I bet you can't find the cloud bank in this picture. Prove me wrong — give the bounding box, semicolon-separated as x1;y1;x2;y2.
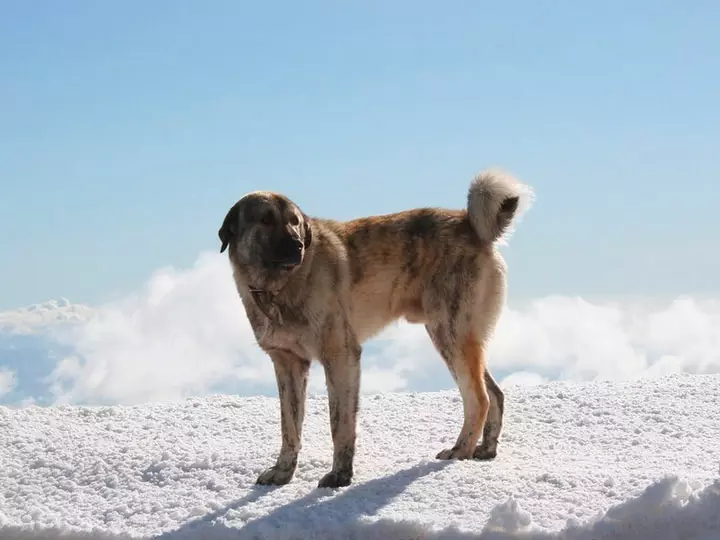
46;254;273;405
2;251;720;406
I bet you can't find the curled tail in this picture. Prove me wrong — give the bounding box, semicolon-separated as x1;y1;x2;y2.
466;169;534;245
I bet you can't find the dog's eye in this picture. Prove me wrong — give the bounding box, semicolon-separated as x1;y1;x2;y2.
288;215;299;226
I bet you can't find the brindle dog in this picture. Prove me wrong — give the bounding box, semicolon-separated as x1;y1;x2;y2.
219;169;533;488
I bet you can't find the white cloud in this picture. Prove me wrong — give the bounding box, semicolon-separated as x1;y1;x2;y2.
18;250;720;406
489;295;720;383
47;253;273;405
0;367;17;396
0;298;93;335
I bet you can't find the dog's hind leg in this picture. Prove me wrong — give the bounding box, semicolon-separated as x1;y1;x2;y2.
256;349;311;486
426;322;490;460
474;370;504;460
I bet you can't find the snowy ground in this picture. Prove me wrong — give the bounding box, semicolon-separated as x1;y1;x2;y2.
1;373;719;539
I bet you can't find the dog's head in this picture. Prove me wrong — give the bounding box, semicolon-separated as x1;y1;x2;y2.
218;191;313;289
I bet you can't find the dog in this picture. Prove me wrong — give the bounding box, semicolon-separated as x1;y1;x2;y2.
218;169;533;488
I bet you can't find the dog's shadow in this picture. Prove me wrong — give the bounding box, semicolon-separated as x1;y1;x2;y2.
156;460;455;539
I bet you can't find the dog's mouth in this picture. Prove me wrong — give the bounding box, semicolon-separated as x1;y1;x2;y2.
269;251;303;270
271;260;301;270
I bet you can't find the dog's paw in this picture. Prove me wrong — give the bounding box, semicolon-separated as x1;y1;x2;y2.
317;469;353;489
256;465;295;486
473;444;497;461
435;446;473;460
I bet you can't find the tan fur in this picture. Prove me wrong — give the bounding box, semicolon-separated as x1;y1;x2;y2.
219;169;533;488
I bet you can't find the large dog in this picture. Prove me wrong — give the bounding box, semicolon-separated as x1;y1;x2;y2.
219;169;533;489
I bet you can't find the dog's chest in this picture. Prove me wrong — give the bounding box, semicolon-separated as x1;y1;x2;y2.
255;319;314;359
246;297;315;359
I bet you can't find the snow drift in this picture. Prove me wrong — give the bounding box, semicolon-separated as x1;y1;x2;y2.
1;373;719;539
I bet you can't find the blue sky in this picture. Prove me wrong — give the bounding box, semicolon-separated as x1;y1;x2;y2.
2;0;719;311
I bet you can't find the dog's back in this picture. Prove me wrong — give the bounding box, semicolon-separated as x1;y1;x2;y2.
317;208;485;342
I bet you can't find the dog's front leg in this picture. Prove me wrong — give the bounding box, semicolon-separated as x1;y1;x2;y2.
256;349;311;486
317;333;361;489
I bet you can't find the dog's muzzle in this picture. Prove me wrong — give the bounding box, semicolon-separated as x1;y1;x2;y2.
270;236;304;269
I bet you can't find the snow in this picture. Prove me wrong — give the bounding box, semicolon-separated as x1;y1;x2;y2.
1;374;719;539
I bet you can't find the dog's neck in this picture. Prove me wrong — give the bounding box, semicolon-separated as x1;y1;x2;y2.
245;270;305;324
239;247;315;323
248;287;279;322
245;277;289;297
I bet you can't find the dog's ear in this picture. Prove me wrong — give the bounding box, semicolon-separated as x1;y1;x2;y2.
303;214;313;249
219;204;240;253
